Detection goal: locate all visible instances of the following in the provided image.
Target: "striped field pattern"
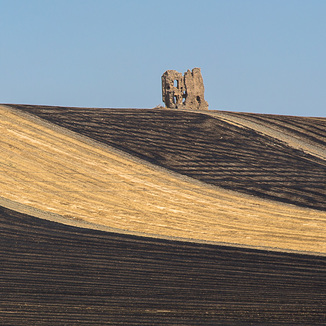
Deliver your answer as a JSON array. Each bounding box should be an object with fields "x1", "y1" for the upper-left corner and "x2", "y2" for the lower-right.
[{"x1": 0, "y1": 104, "x2": 325, "y2": 324}]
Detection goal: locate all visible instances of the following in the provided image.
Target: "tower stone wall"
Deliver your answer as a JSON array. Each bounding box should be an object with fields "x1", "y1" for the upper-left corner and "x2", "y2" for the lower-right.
[{"x1": 161, "y1": 68, "x2": 208, "y2": 110}]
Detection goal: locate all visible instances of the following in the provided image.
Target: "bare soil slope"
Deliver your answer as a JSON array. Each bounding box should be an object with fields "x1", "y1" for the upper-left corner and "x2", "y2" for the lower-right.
[
  {"x1": 217, "y1": 110, "x2": 326, "y2": 152},
  {"x1": 1, "y1": 205, "x2": 325, "y2": 325},
  {"x1": 7, "y1": 104, "x2": 326, "y2": 211},
  {"x1": 1, "y1": 104, "x2": 326, "y2": 325},
  {"x1": 1, "y1": 105, "x2": 325, "y2": 254},
  {"x1": 211, "y1": 110, "x2": 326, "y2": 161}
]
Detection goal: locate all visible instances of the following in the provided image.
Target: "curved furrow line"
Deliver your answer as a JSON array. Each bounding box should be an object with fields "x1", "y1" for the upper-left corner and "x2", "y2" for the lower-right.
[
  {"x1": 211, "y1": 110, "x2": 326, "y2": 161},
  {"x1": 6, "y1": 104, "x2": 326, "y2": 211},
  {"x1": 0, "y1": 206, "x2": 325, "y2": 325},
  {"x1": 1, "y1": 105, "x2": 326, "y2": 254}
]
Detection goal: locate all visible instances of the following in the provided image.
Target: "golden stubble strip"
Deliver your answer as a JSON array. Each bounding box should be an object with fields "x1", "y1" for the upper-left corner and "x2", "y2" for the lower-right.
[
  {"x1": 0, "y1": 105, "x2": 325, "y2": 254},
  {"x1": 207, "y1": 110, "x2": 326, "y2": 162}
]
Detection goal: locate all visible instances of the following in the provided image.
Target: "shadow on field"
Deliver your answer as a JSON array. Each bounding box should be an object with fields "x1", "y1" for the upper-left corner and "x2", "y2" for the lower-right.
[
  {"x1": 8, "y1": 105, "x2": 326, "y2": 211},
  {"x1": 0, "y1": 206, "x2": 325, "y2": 325}
]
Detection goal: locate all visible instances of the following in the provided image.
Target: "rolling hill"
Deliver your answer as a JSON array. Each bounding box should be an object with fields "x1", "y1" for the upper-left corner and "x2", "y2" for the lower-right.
[
  {"x1": 6, "y1": 104, "x2": 326, "y2": 211},
  {"x1": 0, "y1": 104, "x2": 325, "y2": 325}
]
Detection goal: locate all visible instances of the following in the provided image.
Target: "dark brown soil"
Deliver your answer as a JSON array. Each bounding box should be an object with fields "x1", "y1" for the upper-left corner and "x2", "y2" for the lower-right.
[
  {"x1": 7, "y1": 104, "x2": 326, "y2": 211},
  {"x1": 0, "y1": 205, "x2": 325, "y2": 325},
  {"x1": 222, "y1": 110, "x2": 326, "y2": 147}
]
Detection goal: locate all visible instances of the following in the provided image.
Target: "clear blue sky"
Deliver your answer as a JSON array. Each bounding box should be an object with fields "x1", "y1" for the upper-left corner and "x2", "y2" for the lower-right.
[{"x1": 1, "y1": 0, "x2": 326, "y2": 117}]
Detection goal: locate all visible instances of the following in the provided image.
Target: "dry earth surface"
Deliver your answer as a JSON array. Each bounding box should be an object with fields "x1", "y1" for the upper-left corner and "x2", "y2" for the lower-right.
[
  {"x1": 1, "y1": 104, "x2": 325, "y2": 253},
  {"x1": 0, "y1": 104, "x2": 326, "y2": 324},
  {"x1": 8, "y1": 104, "x2": 326, "y2": 211},
  {"x1": 0, "y1": 205, "x2": 325, "y2": 325}
]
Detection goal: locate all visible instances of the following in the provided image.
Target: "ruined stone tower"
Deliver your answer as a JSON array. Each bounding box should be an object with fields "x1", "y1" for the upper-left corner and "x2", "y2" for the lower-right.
[{"x1": 161, "y1": 68, "x2": 208, "y2": 110}]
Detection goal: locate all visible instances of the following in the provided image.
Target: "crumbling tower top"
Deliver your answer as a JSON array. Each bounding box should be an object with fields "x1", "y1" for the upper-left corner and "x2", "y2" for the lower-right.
[{"x1": 162, "y1": 68, "x2": 208, "y2": 110}]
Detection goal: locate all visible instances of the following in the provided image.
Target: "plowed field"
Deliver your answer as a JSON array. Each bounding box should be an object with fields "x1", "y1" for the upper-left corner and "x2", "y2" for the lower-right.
[
  {"x1": 7, "y1": 104, "x2": 326, "y2": 211},
  {"x1": 1, "y1": 103, "x2": 325, "y2": 325},
  {"x1": 1, "y1": 206, "x2": 325, "y2": 325},
  {"x1": 1, "y1": 105, "x2": 325, "y2": 253}
]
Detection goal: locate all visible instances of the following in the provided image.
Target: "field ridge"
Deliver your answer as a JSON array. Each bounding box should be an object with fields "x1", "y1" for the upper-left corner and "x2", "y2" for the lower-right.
[
  {"x1": 1, "y1": 104, "x2": 326, "y2": 325},
  {"x1": 208, "y1": 109, "x2": 326, "y2": 162},
  {"x1": 0, "y1": 104, "x2": 325, "y2": 254},
  {"x1": 5, "y1": 104, "x2": 326, "y2": 211}
]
